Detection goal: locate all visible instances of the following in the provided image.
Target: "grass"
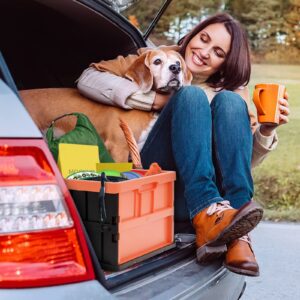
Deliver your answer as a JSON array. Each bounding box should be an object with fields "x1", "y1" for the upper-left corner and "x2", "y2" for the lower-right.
[{"x1": 249, "y1": 64, "x2": 300, "y2": 221}]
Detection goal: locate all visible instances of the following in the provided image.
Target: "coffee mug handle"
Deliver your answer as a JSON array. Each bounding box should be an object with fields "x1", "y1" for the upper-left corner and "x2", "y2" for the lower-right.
[{"x1": 253, "y1": 88, "x2": 266, "y2": 115}]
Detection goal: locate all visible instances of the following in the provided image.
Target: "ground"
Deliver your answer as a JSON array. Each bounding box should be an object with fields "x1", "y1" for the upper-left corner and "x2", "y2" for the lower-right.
[{"x1": 242, "y1": 221, "x2": 300, "y2": 300}]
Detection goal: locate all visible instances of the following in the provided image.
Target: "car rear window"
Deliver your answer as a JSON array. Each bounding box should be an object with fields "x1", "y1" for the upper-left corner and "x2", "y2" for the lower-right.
[{"x1": 101, "y1": 0, "x2": 166, "y2": 34}]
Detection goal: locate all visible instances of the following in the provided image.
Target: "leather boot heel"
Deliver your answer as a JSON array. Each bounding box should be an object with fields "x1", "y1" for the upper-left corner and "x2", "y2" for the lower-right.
[{"x1": 196, "y1": 244, "x2": 227, "y2": 264}]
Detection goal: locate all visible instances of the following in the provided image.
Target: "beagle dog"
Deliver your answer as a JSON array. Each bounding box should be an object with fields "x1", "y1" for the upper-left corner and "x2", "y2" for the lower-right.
[
  {"x1": 91, "y1": 46, "x2": 192, "y2": 93},
  {"x1": 20, "y1": 47, "x2": 192, "y2": 162}
]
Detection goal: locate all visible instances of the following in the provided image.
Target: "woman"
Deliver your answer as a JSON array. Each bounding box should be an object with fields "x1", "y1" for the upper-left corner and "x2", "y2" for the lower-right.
[{"x1": 77, "y1": 13, "x2": 290, "y2": 277}]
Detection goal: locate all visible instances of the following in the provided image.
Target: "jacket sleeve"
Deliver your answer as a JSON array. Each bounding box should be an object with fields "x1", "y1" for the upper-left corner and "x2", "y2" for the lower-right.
[
  {"x1": 76, "y1": 67, "x2": 155, "y2": 110},
  {"x1": 248, "y1": 104, "x2": 279, "y2": 168},
  {"x1": 252, "y1": 125, "x2": 278, "y2": 168},
  {"x1": 77, "y1": 67, "x2": 138, "y2": 109}
]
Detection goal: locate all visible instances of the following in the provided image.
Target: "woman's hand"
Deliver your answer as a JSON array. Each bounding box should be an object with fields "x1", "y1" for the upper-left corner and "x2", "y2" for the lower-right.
[
  {"x1": 152, "y1": 92, "x2": 173, "y2": 111},
  {"x1": 260, "y1": 91, "x2": 290, "y2": 136}
]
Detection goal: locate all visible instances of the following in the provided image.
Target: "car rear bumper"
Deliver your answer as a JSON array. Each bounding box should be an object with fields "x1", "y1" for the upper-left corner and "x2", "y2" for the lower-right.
[
  {"x1": 0, "y1": 280, "x2": 113, "y2": 300},
  {"x1": 112, "y1": 257, "x2": 245, "y2": 299}
]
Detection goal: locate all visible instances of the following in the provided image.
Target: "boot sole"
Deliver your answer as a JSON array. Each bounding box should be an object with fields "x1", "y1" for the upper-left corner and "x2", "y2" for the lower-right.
[
  {"x1": 223, "y1": 262, "x2": 260, "y2": 277},
  {"x1": 208, "y1": 201, "x2": 263, "y2": 247},
  {"x1": 196, "y1": 201, "x2": 263, "y2": 264}
]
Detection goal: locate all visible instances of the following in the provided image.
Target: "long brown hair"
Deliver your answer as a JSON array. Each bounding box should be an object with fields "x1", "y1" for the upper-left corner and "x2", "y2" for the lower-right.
[{"x1": 178, "y1": 13, "x2": 251, "y2": 91}]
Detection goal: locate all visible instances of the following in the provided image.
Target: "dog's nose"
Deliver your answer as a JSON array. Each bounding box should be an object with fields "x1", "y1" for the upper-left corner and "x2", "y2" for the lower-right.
[{"x1": 169, "y1": 64, "x2": 181, "y2": 75}]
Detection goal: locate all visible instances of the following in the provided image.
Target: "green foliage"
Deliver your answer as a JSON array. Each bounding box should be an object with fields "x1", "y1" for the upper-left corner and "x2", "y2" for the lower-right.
[
  {"x1": 254, "y1": 172, "x2": 300, "y2": 211},
  {"x1": 262, "y1": 208, "x2": 300, "y2": 222},
  {"x1": 227, "y1": 0, "x2": 300, "y2": 62},
  {"x1": 283, "y1": 0, "x2": 300, "y2": 49}
]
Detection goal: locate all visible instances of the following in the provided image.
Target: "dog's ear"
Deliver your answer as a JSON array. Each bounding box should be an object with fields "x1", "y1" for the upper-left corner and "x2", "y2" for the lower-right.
[
  {"x1": 137, "y1": 47, "x2": 151, "y2": 55},
  {"x1": 125, "y1": 52, "x2": 153, "y2": 93},
  {"x1": 178, "y1": 54, "x2": 193, "y2": 85}
]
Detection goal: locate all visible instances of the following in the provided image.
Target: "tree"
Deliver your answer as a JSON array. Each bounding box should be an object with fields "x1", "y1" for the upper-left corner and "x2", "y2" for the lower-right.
[
  {"x1": 227, "y1": 0, "x2": 300, "y2": 62},
  {"x1": 283, "y1": 0, "x2": 300, "y2": 49},
  {"x1": 227, "y1": 0, "x2": 284, "y2": 52}
]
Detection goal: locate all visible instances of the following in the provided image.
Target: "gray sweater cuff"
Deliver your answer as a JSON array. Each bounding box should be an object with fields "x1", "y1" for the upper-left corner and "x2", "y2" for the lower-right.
[
  {"x1": 252, "y1": 126, "x2": 278, "y2": 168},
  {"x1": 111, "y1": 80, "x2": 140, "y2": 109},
  {"x1": 126, "y1": 91, "x2": 156, "y2": 111}
]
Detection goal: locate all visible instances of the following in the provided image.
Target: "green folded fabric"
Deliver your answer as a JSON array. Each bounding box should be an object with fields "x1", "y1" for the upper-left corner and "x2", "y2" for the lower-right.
[{"x1": 46, "y1": 112, "x2": 114, "y2": 163}]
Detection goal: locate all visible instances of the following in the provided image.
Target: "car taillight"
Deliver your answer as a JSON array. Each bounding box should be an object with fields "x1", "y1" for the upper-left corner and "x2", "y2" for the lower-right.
[
  {"x1": 0, "y1": 184, "x2": 72, "y2": 233},
  {"x1": 0, "y1": 139, "x2": 94, "y2": 288}
]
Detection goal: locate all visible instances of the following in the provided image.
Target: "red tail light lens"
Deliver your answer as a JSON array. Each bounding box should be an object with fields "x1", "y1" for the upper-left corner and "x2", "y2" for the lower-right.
[
  {"x1": 0, "y1": 140, "x2": 94, "y2": 288},
  {"x1": 0, "y1": 229, "x2": 86, "y2": 287}
]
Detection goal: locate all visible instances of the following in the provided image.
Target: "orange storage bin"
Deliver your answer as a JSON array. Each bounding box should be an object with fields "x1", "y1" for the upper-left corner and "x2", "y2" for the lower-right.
[{"x1": 65, "y1": 170, "x2": 176, "y2": 270}]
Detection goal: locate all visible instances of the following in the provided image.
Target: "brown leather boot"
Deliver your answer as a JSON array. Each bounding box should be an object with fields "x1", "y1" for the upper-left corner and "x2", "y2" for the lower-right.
[
  {"x1": 193, "y1": 200, "x2": 263, "y2": 264},
  {"x1": 224, "y1": 235, "x2": 259, "y2": 276}
]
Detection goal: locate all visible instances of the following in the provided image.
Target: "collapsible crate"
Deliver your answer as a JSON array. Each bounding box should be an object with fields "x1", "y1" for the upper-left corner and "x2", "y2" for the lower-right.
[{"x1": 65, "y1": 170, "x2": 176, "y2": 271}]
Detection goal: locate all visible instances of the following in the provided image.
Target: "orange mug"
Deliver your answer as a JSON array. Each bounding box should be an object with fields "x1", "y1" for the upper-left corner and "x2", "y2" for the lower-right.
[{"x1": 253, "y1": 83, "x2": 285, "y2": 125}]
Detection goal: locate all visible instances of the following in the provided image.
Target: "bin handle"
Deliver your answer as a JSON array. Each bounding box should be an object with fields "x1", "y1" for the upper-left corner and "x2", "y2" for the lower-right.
[
  {"x1": 99, "y1": 172, "x2": 107, "y2": 222},
  {"x1": 137, "y1": 182, "x2": 158, "y2": 193}
]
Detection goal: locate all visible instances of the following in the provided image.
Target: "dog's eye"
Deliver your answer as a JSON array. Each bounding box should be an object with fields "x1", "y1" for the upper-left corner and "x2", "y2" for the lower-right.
[
  {"x1": 153, "y1": 58, "x2": 162, "y2": 65},
  {"x1": 176, "y1": 61, "x2": 180, "y2": 66}
]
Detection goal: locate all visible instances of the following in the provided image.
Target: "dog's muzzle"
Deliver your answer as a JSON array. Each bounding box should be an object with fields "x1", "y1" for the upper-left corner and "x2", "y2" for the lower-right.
[
  {"x1": 167, "y1": 78, "x2": 181, "y2": 89},
  {"x1": 157, "y1": 78, "x2": 181, "y2": 93}
]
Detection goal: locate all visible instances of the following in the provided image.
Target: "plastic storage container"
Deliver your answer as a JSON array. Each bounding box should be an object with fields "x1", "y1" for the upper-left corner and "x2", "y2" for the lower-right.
[{"x1": 65, "y1": 170, "x2": 176, "y2": 270}]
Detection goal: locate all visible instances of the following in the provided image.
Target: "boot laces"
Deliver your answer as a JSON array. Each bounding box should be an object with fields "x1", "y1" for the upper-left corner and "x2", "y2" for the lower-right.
[
  {"x1": 239, "y1": 234, "x2": 251, "y2": 244},
  {"x1": 238, "y1": 234, "x2": 254, "y2": 252},
  {"x1": 206, "y1": 200, "x2": 233, "y2": 216}
]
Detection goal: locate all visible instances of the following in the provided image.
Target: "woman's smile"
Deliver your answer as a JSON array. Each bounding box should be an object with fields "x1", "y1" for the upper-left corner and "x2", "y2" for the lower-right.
[{"x1": 192, "y1": 52, "x2": 207, "y2": 66}]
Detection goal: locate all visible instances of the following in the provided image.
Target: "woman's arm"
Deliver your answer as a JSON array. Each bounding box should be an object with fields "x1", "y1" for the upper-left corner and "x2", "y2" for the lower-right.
[{"x1": 77, "y1": 67, "x2": 156, "y2": 110}]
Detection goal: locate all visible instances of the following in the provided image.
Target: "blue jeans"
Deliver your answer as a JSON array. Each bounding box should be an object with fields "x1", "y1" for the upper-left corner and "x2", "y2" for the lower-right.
[{"x1": 140, "y1": 86, "x2": 253, "y2": 221}]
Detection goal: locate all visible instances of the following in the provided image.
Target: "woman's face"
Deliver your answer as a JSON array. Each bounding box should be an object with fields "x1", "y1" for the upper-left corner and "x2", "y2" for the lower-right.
[{"x1": 184, "y1": 23, "x2": 231, "y2": 77}]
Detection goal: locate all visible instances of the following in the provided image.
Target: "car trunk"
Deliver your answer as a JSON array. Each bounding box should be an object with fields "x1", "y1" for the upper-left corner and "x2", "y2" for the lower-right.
[
  {"x1": 0, "y1": 0, "x2": 146, "y2": 90},
  {"x1": 0, "y1": 1, "x2": 245, "y2": 297}
]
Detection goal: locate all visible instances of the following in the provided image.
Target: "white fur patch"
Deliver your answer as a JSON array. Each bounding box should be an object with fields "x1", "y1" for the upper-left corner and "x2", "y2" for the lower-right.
[{"x1": 137, "y1": 113, "x2": 159, "y2": 151}]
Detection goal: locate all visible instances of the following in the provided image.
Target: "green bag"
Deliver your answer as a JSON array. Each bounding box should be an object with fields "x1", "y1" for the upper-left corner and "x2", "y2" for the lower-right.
[{"x1": 46, "y1": 112, "x2": 114, "y2": 163}]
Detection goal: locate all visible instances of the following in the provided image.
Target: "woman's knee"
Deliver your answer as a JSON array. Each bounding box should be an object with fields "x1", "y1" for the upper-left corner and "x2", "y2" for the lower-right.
[
  {"x1": 211, "y1": 90, "x2": 248, "y2": 115},
  {"x1": 172, "y1": 86, "x2": 209, "y2": 109}
]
